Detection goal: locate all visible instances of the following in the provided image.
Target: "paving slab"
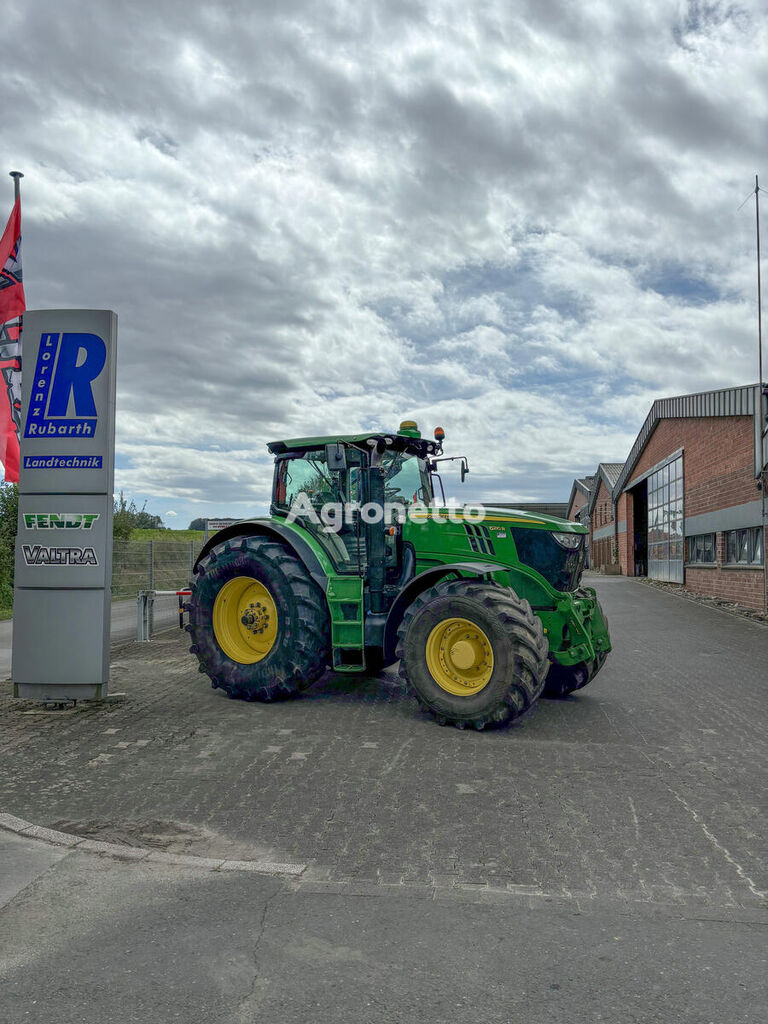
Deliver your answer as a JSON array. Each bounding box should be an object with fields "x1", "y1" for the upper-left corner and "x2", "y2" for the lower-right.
[{"x1": 1, "y1": 576, "x2": 767, "y2": 911}]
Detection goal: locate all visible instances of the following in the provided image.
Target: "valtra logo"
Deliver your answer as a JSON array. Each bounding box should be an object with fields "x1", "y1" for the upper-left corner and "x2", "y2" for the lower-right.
[{"x1": 22, "y1": 545, "x2": 99, "y2": 566}]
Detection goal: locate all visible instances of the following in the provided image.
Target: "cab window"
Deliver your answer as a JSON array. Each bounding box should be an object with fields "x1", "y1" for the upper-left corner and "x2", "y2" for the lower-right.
[
  {"x1": 276, "y1": 452, "x2": 339, "y2": 511},
  {"x1": 380, "y1": 452, "x2": 431, "y2": 505}
]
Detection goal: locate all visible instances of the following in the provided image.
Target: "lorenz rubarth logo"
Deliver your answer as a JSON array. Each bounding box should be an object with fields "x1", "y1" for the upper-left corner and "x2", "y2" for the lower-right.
[
  {"x1": 23, "y1": 512, "x2": 99, "y2": 530},
  {"x1": 22, "y1": 545, "x2": 98, "y2": 566},
  {"x1": 24, "y1": 331, "x2": 106, "y2": 438}
]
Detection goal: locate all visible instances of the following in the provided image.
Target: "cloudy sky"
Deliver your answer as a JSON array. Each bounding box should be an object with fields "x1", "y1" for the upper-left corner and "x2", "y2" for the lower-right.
[{"x1": 3, "y1": 0, "x2": 766, "y2": 526}]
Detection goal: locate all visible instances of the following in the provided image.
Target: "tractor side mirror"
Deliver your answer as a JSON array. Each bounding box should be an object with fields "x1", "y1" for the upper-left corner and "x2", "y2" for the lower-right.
[
  {"x1": 460, "y1": 459, "x2": 469, "y2": 483},
  {"x1": 325, "y1": 443, "x2": 347, "y2": 471}
]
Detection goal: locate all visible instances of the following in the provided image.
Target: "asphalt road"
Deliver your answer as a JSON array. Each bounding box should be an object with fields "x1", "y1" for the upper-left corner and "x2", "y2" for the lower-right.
[
  {"x1": 1, "y1": 575, "x2": 767, "y2": 1023},
  {"x1": 0, "y1": 594, "x2": 182, "y2": 679}
]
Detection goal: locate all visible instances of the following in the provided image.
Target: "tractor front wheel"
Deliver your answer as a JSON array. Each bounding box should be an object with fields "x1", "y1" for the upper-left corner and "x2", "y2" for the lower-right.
[
  {"x1": 396, "y1": 580, "x2": 549, "y2": 729},
  {"x1": 187, "y1": 535, "x2": 330, "y2": 701}
]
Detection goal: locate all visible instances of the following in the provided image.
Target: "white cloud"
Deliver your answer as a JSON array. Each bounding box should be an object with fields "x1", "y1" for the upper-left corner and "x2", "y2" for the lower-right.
[{"x1": 3, "y1": 0, "x2": 766, "y2": 524}]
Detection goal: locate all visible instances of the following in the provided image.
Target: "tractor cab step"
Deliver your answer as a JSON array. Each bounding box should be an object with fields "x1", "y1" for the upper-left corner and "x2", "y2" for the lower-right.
[
  {"x1": 326, "y1": 577, "x2": 365, "y2": 657},
  {"x1": 332, "y1": 648, "x2": 367, "y2": 671}
]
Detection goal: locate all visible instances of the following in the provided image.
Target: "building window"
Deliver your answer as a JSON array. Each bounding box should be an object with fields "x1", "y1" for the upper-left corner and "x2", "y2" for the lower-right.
[
  {"x1": 725, "y1": 527, "x2": 764, "y2": 566},
  {"x1": 647, "y1": 453, "x2": 684, "y2": 582},
  {"x1": 685, "y1": 533, "x2": 715, "y2": 565}
]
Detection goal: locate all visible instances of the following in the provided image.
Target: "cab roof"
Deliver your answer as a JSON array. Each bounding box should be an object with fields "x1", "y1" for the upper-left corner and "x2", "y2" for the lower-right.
[{"x1": 267, "y1": 432, "x2": 439, "y2": 456}]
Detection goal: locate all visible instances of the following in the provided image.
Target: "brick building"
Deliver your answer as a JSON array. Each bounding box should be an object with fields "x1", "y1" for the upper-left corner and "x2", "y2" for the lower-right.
[
  {"x1": 567, "y1": 476, "x2": 596, "y2": 565},
  {"x1": 587, "y1": 384, "x2": 768, "y2": 612},
  {"x1": 586, "y1": 463, "x2": 624, "y2": 570},
  {"x1": 567, "y1": 476, "x2": 594, "y2": 525}
]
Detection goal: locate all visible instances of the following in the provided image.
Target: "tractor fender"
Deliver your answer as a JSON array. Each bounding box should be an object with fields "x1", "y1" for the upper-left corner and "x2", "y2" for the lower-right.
[
  {"x1": 382, "y1": 561, "x2": 502, "y2": 663},
  {"x1": 193, "y1": 521, "x2": 328, "y2": 592}
]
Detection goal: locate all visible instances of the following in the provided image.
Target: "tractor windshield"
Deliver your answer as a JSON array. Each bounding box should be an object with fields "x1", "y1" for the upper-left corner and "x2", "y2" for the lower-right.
[
  {"x1": 273, "y1": 448, "x2": 432, "y2": 511},
  {"x1": 380, "y1": 451, "x2": 432, "y2": 506}
]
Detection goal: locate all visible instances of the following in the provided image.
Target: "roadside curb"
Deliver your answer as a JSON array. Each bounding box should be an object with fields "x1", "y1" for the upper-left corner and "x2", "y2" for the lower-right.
[
  {"x1": 627, "y1": 575, "x2": 768, "y2": 628},
  {"x1": 0, "y1": 812, "x2": 307, "y2": 877},
  {"x1": 3, "y1": 812, "x2": 767, "y2": 919}
]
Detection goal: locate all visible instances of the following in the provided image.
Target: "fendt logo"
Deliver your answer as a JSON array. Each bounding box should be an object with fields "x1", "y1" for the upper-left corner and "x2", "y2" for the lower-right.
[
  {"x1": 24, "y1": 331, "x2": 106, "y2": 438},
  {"x1": 23, "y1": 513, "x2": 99, "y2": 530}
]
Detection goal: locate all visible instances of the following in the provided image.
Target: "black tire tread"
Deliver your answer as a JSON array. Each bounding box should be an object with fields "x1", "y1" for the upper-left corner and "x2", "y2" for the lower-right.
[
  {"x1": 188, "y1": 534, "x2": 330, "y2": 702},
  {"x1": 395, "y1": 580, "x2": 549, "y2": 730}
]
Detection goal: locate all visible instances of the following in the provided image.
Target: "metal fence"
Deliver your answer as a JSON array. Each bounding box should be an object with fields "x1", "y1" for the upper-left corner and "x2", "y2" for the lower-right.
[{"x1": 111, "y1": 540, "x2": 204, "y2": 600}]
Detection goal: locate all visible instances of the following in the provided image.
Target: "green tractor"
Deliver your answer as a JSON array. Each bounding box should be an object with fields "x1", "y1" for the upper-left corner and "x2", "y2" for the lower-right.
[{"x1": 187, "y1": 422, "x2": 611, "y2": 729}]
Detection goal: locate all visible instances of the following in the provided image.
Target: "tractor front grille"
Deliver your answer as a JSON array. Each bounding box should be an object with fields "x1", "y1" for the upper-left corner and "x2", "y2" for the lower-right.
[
  {"x1": 509, "y1": 528, "x2": 585, "y2": 592},
  {"x1": 463, "y1": 523, "x2": 495, "y2": 556}
]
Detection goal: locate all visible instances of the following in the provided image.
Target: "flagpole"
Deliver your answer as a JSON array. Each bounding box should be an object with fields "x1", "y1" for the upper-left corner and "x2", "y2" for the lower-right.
[
  {"x1": 8, "y1": 171, "x2": 24, "y2": 482},
  {"x1": 9, "y1": 171, "x2": 23, "y2": 204},
  {"x1": 756, "y1": 174, "x2": 768, "y2": 616}
]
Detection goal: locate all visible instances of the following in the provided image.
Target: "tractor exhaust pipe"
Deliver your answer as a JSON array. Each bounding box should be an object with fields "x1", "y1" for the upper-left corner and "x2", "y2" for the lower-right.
[{"x1": 366, "y1": 466, "x2": 387, "y2": 614}]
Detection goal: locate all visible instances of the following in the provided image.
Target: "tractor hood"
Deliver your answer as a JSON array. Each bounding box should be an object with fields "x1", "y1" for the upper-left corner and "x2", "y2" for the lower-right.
[
  {"x1": 476, "y1": 506, "x2": 586, "y2": 534},
  {"x1": 408, "y1": 505, "x2": 585, "y2": 534},
  {"x1": 404, "y1": 504, "x2": 587, "y2": 594}
]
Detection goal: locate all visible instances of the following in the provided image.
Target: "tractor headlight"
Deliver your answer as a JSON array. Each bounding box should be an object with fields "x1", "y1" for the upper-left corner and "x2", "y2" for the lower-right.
[{"x1": 551, "y1": 531, "x2": 583, "y2": 550}]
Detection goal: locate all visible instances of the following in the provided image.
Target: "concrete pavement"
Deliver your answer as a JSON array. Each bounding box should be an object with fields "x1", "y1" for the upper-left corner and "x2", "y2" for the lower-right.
[
  {"x1": 1, "y1": 826, "x2": 765, "y2": 1024},
  {"x1": 1, "y1": 575, "x2": 767, "y2": 1022}
]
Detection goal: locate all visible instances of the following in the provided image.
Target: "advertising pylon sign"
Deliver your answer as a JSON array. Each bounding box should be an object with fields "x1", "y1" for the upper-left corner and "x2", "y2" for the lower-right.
[{"x1": 13, "y1": 309, "x2": 117, "y2": 700}]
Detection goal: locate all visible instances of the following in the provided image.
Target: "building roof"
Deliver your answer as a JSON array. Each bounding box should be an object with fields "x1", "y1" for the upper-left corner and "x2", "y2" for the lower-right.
[
  {"x1": 587, "y1": 462, "x2": 626, "y2": 515},
  {"x1": 613, "y1": 383, "x2": 765, "y2": 497},
  {"x1": 484, "y1": 501, "x2": 569, "y2": 519},
  {"x1": 601, "y1": 463, "x2": 624, "y2": 488},
  {"x1": 566, "y1": 475, "x2": 596, "y2": 519}
]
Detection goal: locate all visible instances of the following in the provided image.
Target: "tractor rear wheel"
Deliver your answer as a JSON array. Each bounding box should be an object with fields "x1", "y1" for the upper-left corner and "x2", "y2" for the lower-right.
[
  {"x1": 396, "y1": 580, "x2": 549, "y2": 729},
  {"x1": 187, "y1": 535, "x2": 330, "y2": 701}
]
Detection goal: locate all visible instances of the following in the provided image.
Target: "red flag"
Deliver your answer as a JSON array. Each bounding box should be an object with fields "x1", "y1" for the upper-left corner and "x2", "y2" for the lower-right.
[{"x1": 0, "y1": 198, "x2": 25, "y2": 482}]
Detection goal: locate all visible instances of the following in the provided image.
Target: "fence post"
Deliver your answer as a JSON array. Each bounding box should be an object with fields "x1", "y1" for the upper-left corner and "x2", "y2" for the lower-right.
[
  {"x1": 148, "y1": 540, "x2": 154, "y2": 636},
  {"x1": 137, "y1": 591, "x2": 152, "y2": 642}
]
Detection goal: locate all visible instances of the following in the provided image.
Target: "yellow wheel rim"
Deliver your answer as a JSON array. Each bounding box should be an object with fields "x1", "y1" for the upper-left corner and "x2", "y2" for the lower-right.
[
  {"x1": 425, "y1": 617, "x2": 494, "y2": 696},
  {"x1": 213, "y1": 577, "x2": 279, "y2": 664}
]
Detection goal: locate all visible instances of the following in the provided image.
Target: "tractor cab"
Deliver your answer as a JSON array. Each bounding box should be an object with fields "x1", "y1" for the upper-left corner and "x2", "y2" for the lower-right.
[{"x1": 267, "y1": 424, "x2": 447, "y2": 581}]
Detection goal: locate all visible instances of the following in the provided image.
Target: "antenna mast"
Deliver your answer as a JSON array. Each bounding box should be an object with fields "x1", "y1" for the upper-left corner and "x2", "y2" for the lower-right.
[
  {"x1": 756, "y1": 174, "x2": 764, "y2": 388},
  {"x1": 755, "y1": 175, "x2": 768, "y2": 617}
]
